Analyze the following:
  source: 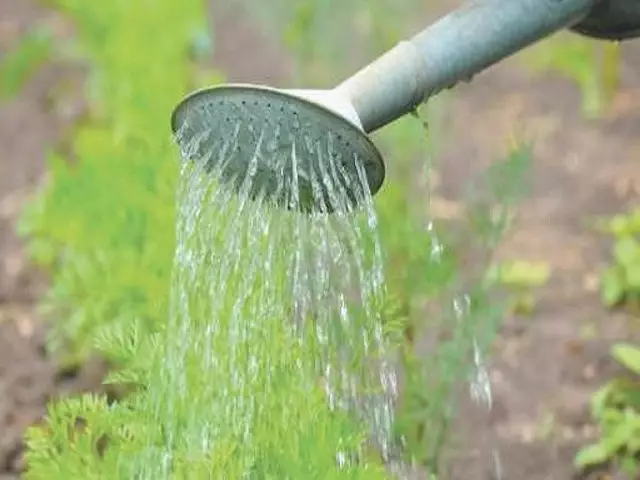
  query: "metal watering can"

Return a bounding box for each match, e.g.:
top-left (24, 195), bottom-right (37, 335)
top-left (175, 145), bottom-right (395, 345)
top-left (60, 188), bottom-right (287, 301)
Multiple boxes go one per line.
top-left (171, 0), bottom-right (640, 213)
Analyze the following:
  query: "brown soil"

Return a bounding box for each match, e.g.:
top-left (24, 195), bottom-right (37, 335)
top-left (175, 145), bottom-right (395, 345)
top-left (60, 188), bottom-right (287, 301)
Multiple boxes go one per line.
top-left (436, 51), bottom-right (640, 480)
top-left (1, 1), bottom-right (639, 479)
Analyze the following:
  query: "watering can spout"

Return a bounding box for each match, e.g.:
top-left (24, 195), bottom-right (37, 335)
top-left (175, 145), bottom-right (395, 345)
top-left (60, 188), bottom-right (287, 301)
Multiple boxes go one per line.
top-left (170, 0), bottom-right (640, 213)
top-left (336, 0), bottom-right (600, 133)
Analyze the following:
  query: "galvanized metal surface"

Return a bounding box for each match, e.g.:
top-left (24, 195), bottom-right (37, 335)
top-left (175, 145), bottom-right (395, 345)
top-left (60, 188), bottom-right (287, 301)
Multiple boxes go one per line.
top-left (571, 0), bottom-right (640, 40)
top-left (337, 0), bottom-right (599, 133)
top-left (171, 85), bottom-right (385, 213)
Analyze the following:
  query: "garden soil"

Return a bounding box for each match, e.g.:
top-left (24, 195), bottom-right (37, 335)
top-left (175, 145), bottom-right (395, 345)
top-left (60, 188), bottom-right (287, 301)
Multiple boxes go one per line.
top-left (1, 0), bottom-right (639, 478)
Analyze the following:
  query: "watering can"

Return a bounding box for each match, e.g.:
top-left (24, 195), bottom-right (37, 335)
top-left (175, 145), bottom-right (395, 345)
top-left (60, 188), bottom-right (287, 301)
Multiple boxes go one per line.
top-left (171, 0), bottom-right (640, 213)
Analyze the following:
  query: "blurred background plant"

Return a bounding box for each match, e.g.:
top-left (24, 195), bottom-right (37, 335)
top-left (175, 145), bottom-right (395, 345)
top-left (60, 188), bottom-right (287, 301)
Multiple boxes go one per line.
top-left (0, 27), bottom-right (54, 99)
top-left (17, 0), bottom-right (214, 368)
top-left (576, 342), bottom-right (640, 476)
top-left (2, 0), bottom-right (637, 478)
top-left (574, 208), bottom-right (640, 475)
top-left (522, 22), bottom-right (640, 480)
top-left (485, 260), bottom-right (550, 316)
top-left (596, 208), bottom-right (640, 310)
top-left (523, 32), bottom-right (621, 118)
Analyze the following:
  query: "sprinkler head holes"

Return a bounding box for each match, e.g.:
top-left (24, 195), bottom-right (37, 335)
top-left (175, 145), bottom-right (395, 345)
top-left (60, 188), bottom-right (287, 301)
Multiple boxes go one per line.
top-left (170, 85), bottom-right (385, 214)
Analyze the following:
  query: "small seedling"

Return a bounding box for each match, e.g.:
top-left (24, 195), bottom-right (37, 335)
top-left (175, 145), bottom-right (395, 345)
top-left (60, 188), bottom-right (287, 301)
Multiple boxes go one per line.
top-left (0, 27), bottom-right (54, 99)
top-left (575, 343), bottom-right (640, 477)
top-left (535, 411), bottom-right (557, 441)
top-left (596, 209), bottom-right (640, 310)
top-left (579, 321), bottom-right (599, 341)
top-left (523, 32), bottom-right (621, 118)
top-left (486, 260), bottom-right (550, 316)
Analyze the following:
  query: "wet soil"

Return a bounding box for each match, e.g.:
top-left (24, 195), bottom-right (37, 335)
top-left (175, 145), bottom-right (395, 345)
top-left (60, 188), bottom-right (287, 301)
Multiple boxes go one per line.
top-left (1, 0), bottom-right (639, 478)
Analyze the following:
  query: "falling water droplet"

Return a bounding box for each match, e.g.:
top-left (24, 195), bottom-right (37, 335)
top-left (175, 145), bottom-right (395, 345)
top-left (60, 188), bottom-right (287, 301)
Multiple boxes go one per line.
top-left (266, 139), bottom-right (278, 153)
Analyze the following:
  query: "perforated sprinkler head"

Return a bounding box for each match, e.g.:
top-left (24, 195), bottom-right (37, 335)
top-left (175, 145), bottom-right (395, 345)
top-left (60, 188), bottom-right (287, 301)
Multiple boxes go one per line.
top-left (171, 85), bottom-right (384, 214)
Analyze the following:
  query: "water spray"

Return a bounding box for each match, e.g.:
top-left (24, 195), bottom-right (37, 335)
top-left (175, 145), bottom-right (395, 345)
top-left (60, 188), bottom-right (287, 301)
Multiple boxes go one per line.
top-left (171, 0), bottom-right (640, 213)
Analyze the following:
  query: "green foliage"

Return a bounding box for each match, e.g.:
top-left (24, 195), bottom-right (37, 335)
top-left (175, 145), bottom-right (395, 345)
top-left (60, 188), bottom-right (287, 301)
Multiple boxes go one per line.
top-left (486, 260), bottom-right (550, 316)
top-left (370, 118), bottom-right (532, 471)
top-left (374, 113), bottom-right (456, 306)
top-left (17, 0), bottom-right (214, 365)
top-left (394, 145), bottom-right (530, 471)
top-left (597, 208), bottom-right (640, 308)
top-left (246, 0), bottom-right (420, 84)
top-left (20, 0), bottom-right (531, 477)
top-left (26, 319), bottom-right (391, 479)
top-left (524, 32), bottom-right (621, 118)
top-left (0, 27), bottom-right (54, 99)
top-left (26, 393), bottom-right (125, 479)
top-left (575, 343), bottom-right (640, 476)
top-left (488, 261), bottom-right (550, 288)
top-left (575, 211), bottom-right (640, 476)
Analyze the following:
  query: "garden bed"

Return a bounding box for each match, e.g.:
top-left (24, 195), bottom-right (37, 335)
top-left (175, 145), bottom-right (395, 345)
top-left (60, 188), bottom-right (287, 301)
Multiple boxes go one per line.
top-left (1, 0), bottom-right (639, 478)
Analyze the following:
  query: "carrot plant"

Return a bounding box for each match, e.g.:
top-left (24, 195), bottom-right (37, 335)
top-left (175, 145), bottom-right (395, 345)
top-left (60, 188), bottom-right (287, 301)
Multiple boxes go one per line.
top-left (18, 0), bottom-right (213, 367)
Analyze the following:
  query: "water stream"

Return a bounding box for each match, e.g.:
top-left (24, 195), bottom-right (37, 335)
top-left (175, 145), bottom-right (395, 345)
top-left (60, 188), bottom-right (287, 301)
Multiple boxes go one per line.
top-left (137, 120), bottom-right (405, 477)
top-left (126, 102), bottom-right (510, 479)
